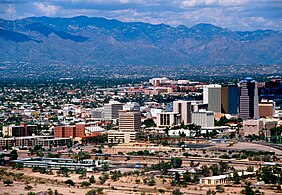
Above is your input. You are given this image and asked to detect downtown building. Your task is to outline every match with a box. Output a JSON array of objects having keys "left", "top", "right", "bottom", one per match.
[
  {"left": 173, "top": 100, "right": 192, "bottom": 125},
  {"left": 108, "top": 104, "right": 141, "bottom": 144},
  {"left": 221, "top": 84, "right": 239, "bottom": 114},
  {"left": 54, "top": 123, "right": 85, "bottom": 138},
  {"left": 156, "top": 112, "right": 180, "bottom": 128},
  {"left": 104, "top": 101, "right": 124, "bottom": 120},
  {"left": 192, "top": 110, "right": 215, "bottom": 128},
  {"left": 239, "top": 77, "right": 259, "bottom": 119},
  {"left": 203, "top": 84, "right": 239, "bottom": 114},
  {"left": 203, "top": 84, "right": 222, "bottom": 113}
]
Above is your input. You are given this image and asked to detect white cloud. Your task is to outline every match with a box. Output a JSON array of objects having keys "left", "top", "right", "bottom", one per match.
[
  {"left": 33, "top": 3, "right": 60, "bottom": 16},
  {"left": 181, "top": 0, "right": 247, "bottom": 7}
]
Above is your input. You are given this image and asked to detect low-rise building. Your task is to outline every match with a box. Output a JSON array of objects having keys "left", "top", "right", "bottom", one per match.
[
  {"left": 157, "top": 112, "right": 180, "bottom": 127},
  {"left": 0, "top": 136, "right": 71, "bottom": 147},
  {"left": 107, "top": 131, "right": 137, "bottom": 144}
]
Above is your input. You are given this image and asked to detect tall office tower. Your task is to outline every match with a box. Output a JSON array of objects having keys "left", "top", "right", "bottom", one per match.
[
  {"left": 104, "top": 101, "right": 124, "bottom": 120},
  {"left": 118, "top": 110, "right": 141, "bottom": 133},
  {"left": 239, "top": 77, "right": 259, "bottom": 119},
  {"left": 173, "top": 100, "right": 192, "bottom": 125},
  {"left": 221, "top": 84, "right": 239, "bottom": 114},
  {"left": 192, "top": 110, "right": 214, "bottom": 128},
  {"left": 203, "top": 84, "right": 222, "bottom": 113}
]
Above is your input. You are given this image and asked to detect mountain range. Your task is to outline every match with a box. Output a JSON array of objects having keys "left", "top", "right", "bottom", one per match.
[{"left": 0, "top": 16, "right": 281, "bottom": 66}]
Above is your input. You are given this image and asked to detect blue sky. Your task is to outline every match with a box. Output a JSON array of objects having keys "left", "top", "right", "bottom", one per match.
[{"left": 0, "top": 0, "right": 281, "bottom": 30}]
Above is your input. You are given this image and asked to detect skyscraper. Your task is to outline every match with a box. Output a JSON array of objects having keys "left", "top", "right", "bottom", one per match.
[
  {"left": 104, "top": 101, "right": 124, "bottom": 120},
  {"left": 221, "top": 84, "right": 239, "bottom": 114},
  {"left": 118, "top": 110, "right": 141, "bottom": 133},
  {"left": 203, "top": 84, "right": 222, "bottom": 113},
  {"left": 173, "top": 100, "right": 192, "bottom": 125},
  {"left": 239, "top": 77, "right": 259, "bottom": 119}
]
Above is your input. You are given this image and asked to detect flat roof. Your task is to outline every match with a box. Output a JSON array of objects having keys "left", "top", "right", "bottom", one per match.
[{"left": 201, "top": 175, "right": 227, "bottom": 180}]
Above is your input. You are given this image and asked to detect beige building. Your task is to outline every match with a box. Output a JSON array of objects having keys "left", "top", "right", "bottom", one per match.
[
  {"left": 200, "top": 175, "right": 227, "bottom": 185},
  {"left": 173, "top": 100, "right": 192, "bottom": 125},
  {"left": 107, "top": 131, "right": 137, "bottom": 144},
  {"left": 107, "top": 110, "right": 141, "bottom": 144},
  {"left": 157, "top": 112, "right": 180, "bottom": 127},
  {"left": 119, "top": 110, "right": 141, "bottom": 132},
  {"left": 243, "top": 119, "right": 278, "bottom": 136}
]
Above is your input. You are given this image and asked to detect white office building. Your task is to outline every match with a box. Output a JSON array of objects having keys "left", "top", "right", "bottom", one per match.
[
  {"left": 192, "top": 110, "right": 214, "bottom": 128},
  {"left": 173, "top": 100, "right": 192, "bottom": 125},
  {"left": 157, "top": 112, "right": 180, "bottom": 127}
]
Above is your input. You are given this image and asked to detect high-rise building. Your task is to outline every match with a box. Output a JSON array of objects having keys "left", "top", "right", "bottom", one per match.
[
  {"left": 119, "top": 110, "right": 141, "bottom": 132},
  {"left": 107, "top": 110, "right": 141, "bottom": 144},
  {"left": 221, "top": 84, "right": 239, "bottom": 114},
  {"left": 173, "top": 100, "right": 192, "bottom": 125},
  {"left": 203, "top": 84, "right": 222, "bottom": 113},
  {"left": 239, "top": 77, "right": 259, "bottom": 119},
  {"left": 192, "top": 110, "right": 214, "bottom": 128},
  {"left": 104, "top": 101, "right": 123, "bottom": 120}
]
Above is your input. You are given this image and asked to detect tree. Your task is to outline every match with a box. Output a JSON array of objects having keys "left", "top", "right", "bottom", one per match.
[
  {"left": 96, "top": 188, "right": 103, "bottom": 194},
  {"left": 89, "top": 175, "right": 96, "bottom": 183},
  {"left": 143, "top": 118, "right": 156, "bottom": 127},
  {"left": 81, "top": 181, "right": 91, "bottom": 187},
  {"left": 85, "top": 189, "right": 96, "bottom": 195},
  {"left": 102, "top": 162, "right": 109, "bottom": 171},
  {"left": 3, "top": 179, "right": 13, "bottom": 186},
  {"left": 65, "top": 179, "right": 75, "bottom": 186},
  {"left": 171, "top": 157, "right": 182, "bottom": 168},
  {"left": 210, "top": 164, "right": 221, "bottom": 176},
  {"left": 15, "top": 162, "right": 24, "bottom": 169},
  {"left": 216, "top": 185, "right": 225, "bottom": 193},
  {"left": 202, "top": 165, "right": 211, "bottom": 177},
  {"left": 172, "top": 188, "right": 183, "bottom": 195},
  {"left": 183, "top": 171, "right": 192, "bottom": 183},
  {"left": 232, "top": 171, "right": 241, "bottom": 184},
  {"left": 147, "top": 178, "right": 156, "bottom": 186},
  {"left": 241, "top": 182, "right": 254, "bottom": 195},
  {"left": 9, "top": 150, "right": 18, "bottom": 160}
]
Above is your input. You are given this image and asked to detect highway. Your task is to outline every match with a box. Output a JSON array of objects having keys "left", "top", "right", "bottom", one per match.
[{"left": 108, "top": 154, "right": 264, "bottom": 166}]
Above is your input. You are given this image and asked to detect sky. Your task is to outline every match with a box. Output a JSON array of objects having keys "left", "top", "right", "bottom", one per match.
[{"left": 0, "top": 0, "right": 281, "bottom": 31}]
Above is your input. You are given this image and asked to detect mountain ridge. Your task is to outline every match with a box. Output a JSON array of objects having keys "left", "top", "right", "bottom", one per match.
[{"left": 0, "top": 16, "right": 281, "bottom": 66}]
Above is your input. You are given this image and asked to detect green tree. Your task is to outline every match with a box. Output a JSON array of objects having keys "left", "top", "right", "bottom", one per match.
[
  {"left": 241, "top": 182, "right": 254, "bottom": 195},
  {"left": 81, "top": 181, "right": 91, "bottom": 187},
  {"left": 216, "top": 185, "right": 224, "bottom": 193},
  {"left": 171, "top": 157, "right": 182, "bottom": 168},
  {"left": 85, "top": 189, "right": 96, "bottom": 195},
  {"left": 89, "top": 175, "right": 96, "bottom": 183},
  {"left": 232, "top": 171, "right": 241, "bottom": 184},
  {"left": 96, "top": 188, "right": 103, "bottom": 194},
  {"left": 9, "top": 150, "right": 18, "bottom": 160},
  {"left": 172, "top": 188, "right": 183, "bottom": 195},
  {"left": 15, "top": 162, "right": 24, "bottom": 169},
  {"left": 3, "top": 179, "right": 13, "bottom": 186},
  {"left": 65, "top": 179, "right": 75, "bottom": 186},
  {"left": 147, "top": 178, "right": 156, "bottom": 186}
]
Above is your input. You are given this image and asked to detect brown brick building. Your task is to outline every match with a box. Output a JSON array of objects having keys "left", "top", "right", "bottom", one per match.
[{"left": 54, "top": 124, "right": 85, "bottom": 138}]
